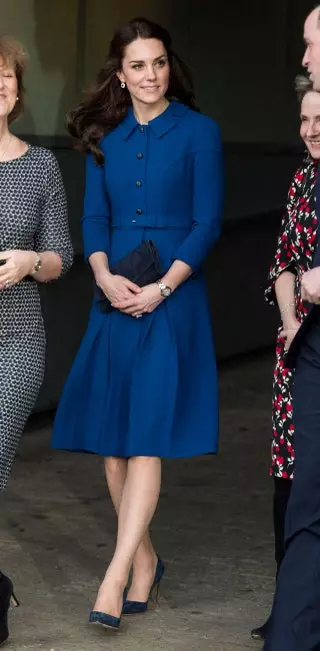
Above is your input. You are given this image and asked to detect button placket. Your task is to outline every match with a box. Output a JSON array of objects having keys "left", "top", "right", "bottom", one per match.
[{"left": 133, "top": 129, "right": 147, "bottom": 224}]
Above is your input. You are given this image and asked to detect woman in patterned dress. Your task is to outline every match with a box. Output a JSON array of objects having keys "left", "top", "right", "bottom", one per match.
[
  {"left": 251, "top": 75, "right": 320, "bottom": 640},
  {"left": 0, "top": 37, "right": 73, "bottom": 645}
]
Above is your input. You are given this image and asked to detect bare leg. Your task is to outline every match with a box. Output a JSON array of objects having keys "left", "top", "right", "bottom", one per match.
[
  {"left": 94, "top": 456, "right": 161, "bottom": 617},
  {"left": 104, "top": 456, "right": 128, "bottom": 511},
  {"left": 104, "top": 457, "right": 158, "bottom": 601}
]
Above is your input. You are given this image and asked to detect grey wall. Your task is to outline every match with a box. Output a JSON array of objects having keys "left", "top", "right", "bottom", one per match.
[{"left": 1, "top": 0, "right": 314, "bottom": 409}]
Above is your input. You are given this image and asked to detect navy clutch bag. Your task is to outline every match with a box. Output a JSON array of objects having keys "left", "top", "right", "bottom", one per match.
[{"left": 96, "top": 240, "right": 163, "bottom": 314}]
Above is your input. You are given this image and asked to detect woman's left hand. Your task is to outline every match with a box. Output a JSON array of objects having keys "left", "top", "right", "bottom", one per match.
[
  {"left": 111, "top": 283, "right": 165, "bottom": 317},
  {"left": 280, "top": 317, "right": 301, "bottom": 351},
  {"left": 0, "top": 250, "right": 36, "bottom": 289}
]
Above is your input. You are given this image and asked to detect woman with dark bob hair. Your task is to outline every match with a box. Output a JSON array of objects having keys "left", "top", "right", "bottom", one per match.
[
  {"left": 0, "top": 35, "right": 73, "bottom": 645},
  {"left": 52, "top": 17, "right": 223, "bottom": 631}
]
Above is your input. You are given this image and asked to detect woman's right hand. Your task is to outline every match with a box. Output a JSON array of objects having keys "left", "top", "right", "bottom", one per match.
[
  {"left": 95, "top": 270, "right": 141, "bottom": 304},
  {"left": 280, "top": 317, "right": 301, "bottom": 351}
]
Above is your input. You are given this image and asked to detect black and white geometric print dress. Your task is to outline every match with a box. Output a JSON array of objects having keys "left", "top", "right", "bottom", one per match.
[{"left": 0, "top": 145, "right": 73, "bottom": 490}]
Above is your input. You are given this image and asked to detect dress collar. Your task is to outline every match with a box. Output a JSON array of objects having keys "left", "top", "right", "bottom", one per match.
[{"left": 119, "top": 100, "right": 188, "bottom": 140}]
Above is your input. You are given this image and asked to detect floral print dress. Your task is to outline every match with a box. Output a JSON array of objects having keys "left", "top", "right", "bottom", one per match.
[{"left": 265, "top": 159, "right": 318, "bottom": 478}]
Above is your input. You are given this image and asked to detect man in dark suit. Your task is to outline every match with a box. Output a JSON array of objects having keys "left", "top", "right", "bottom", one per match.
[{"left": 264, "top": 7, "right": 320, "bottom": 649}]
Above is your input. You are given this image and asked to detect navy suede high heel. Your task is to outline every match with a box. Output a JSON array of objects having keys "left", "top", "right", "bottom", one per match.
[
  {"left": 122, "top": 556, "right": 165, "bottom": 615},
  {"left": 89, "top": 610, "right": 120, "bottom": 630}
]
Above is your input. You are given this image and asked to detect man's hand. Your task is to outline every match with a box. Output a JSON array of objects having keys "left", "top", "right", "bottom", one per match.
[{"left": 301, "top": 268, "right": 320, "bottom": 304}]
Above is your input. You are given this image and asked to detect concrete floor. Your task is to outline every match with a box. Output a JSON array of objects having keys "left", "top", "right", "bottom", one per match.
[{"left": 1, "top": 350, "right": 277, "bottom": 651}]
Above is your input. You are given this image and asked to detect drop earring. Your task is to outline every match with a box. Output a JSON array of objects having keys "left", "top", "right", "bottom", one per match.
[{"left": 120, "top": 82, "right": 126, "bottom": 89}]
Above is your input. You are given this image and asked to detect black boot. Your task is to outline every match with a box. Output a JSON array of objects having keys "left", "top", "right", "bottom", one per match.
[
  {"left": 251, "top": 615, "right": 271, "bottom": 640},
  {"left": 0, "top": 572, "right": 19, "bottom": 646}
]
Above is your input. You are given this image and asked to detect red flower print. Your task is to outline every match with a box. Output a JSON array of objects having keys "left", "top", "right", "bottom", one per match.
[{"left": 265, "top": 160, "right": 317, "bottom": 478}]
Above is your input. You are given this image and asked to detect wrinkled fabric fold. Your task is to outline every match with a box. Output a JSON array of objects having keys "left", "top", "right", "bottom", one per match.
[{"left": 52, "top": 269, "right": 218, "bottom": 458}]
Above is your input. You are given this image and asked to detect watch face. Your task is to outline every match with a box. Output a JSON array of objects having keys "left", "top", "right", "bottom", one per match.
[{"left": 162, "top": 287, "right": 171, "bottom": 297}]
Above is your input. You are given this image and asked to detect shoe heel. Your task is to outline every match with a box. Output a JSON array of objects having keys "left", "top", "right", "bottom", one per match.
[
  {"left": 10, "top": 592, "right": 19, "bottom": 608},
  {"left": 151, "top": 582, "right": 160, "bottom": 605}
]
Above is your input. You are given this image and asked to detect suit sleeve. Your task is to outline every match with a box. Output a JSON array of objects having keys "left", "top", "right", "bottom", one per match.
[
  {"left": 173, "top": 120, "right": 223, "bottom": 269},
  {"left": 81, "top": 152, "right": 111, "bottom": 260}
]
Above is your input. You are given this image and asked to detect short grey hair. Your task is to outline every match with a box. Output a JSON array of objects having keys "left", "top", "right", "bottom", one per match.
[{"left": 295, "top": 74, "right": 314, "bottom": 104}]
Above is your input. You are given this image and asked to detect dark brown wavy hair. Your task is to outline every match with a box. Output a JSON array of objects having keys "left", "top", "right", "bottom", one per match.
[{"left": 67, "top": 17, "right": 197, "bottom": 165}]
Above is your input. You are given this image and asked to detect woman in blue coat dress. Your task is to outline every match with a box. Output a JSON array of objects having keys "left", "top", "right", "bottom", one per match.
[{"left": 52, "top": 17, "right": 223, "bottom": 630}]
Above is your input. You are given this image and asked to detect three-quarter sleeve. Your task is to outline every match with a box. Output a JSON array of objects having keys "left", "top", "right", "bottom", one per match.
[
  {"left": 81, "top": 152, "right": 111, "bottom": 260},
  {"left": 173, "top": 120, "right": 223, "bottom": 269},
  {"left": 264, "top": 169, "right": 302, "bottom": 306},
  {"left": 35, "top": 152, "right": 73, "bottom": 276}
]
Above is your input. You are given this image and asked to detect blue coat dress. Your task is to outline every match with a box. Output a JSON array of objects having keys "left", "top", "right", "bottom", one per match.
[{"left": 51, "top": 101, "right": 223, "bottom": 458}]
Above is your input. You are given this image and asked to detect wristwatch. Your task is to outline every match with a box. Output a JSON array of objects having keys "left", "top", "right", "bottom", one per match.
[
  {"left": 157, "top": 280, "right": 172, "bottom": 298},
  {"left": 30, "top": 252, "right": 42, "bottom": 276}
]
